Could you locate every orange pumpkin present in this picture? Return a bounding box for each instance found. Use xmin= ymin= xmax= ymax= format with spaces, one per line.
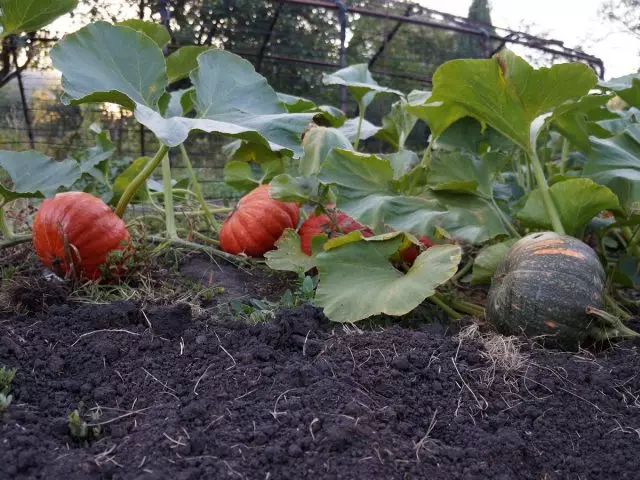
xmin=219 ymin=184 xmax=299 ymax=257
xmin=32 ymin=191 xmax=131 ymax=281
xmin=298 ymin=208 xmax=373 ymax=256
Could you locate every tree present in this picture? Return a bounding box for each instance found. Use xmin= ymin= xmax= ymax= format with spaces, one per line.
xmin=457 ymin=0 xmax=495 ymax=59
xmin=599 ymin=0 xmax=640 ymax=40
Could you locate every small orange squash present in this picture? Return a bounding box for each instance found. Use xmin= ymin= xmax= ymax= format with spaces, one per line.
xmin=219 ymin=184 xmax=299 ymax=257
xmin=33 ymin=191 xmax=131 ymax=281
xmin=298 ymin=207 xmax=373 ymax=256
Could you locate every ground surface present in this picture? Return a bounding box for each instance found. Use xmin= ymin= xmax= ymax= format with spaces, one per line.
xmin=1 ymin=250 xmax=640 ymax=479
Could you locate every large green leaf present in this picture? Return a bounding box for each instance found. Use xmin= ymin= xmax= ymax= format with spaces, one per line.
xmin=429 ymin=151 xmax=507 ymax=198
xmin=116 ymin=19 xmax=171 ymax=48
xmin=0 ymin=0 xmax=77 ymax=36
xmin=338 ymin=118 xmax=380 ymax=143
xmin=52 ymin=21 xmax=167 ymax=110
xmin=0 ymin=151 xmax=81 ymax=201
xmin=74 ymin=129 xmax=116 ymax=183
xmin=322 ymin=64 xmax=403 ymax=108
xmin=166 ymin=46 xmax=213 ymax=84
xmin=300 ymin=126 xmax=352 ymax=177
xmin=269 ymin=174 xmax=321 ymax=204
xmin=517 ymin=178 xmax=621 ymax=236
xmin=264 ymin=229 xmax=326 ymax=274
xmin=111 ymin=156 xmax=150 ymax=205
xmin=583 ymin=124 xmax=640 ymax=212
xmin=434 ymin=117 xmax=514 ymax=154
xmin=314 ymin=234 xmax=462 ymax=323
xmin=550 ymin=94 xmax=613 ymax=151
xmin=319 ymin=149 xmax=507 ymax=243
xmin=52 ymin=23 xmax=312 ymax=156
xmin=600 ymin=73 xmax=640 ymax=109
xmin=406 ymin=50 xmax=597 ymax=150
xmin=471 ymin=239 xmax=517 ymax=284
xmin=223 ymin=159 xmax=284 ymax=193
xmin=375 ymin=98 xmax=418 ymax=150
xmin=277 ymin=93 xmax=317 ymax=113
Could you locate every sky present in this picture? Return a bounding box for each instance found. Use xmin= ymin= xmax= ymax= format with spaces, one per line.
xmin=417 ymin=0 xmax=640 ymax=79
xmin=46 ymin=0 xmax=640 ymax=80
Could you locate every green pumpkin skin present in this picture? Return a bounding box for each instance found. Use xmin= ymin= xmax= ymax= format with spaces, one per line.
xmin=485 ymin=231 xmax=605 ymax=350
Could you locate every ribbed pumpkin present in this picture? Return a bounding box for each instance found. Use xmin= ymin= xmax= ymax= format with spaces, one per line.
xmin=486 ymin=231 xmax=609 ymax=350
xmin=33 ymin=192 xmax=131 ymax=281
xmin=298 ymin=208 xmax=373 ymax=256
xmin=219 ymin=184 xmax=299 ymax=257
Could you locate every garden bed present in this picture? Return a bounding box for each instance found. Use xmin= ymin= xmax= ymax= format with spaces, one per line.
xmin=1 ymin=248 xmax=639 ymax=480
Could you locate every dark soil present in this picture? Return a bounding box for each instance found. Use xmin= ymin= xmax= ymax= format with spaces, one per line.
xmin=2 ymin=283 xmax=640 ymax=479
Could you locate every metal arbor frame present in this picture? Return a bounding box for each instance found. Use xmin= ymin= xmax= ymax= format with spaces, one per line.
xmin=251 ymin=0 xmax=604 ymax=86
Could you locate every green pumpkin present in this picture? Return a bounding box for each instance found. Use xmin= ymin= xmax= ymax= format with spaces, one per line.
xmin=486 ymin=231 xmax=611 ymax=350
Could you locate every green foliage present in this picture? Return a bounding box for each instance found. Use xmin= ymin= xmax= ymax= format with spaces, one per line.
xmin=0 ymin=0 xmax=77 ymax=36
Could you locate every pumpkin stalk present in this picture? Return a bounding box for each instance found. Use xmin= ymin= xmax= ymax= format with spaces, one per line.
xmin=0 ymin=204 xmax=14 ymax=240
xmin=559 ymin=137 xmax=570 ymax=175
xmin=115 ymin=144 xmax=169 ymax=218
xmin=604 ymin=293 xmax=632 ymax=322
xmin=353 ymin=100 xmax=365 ymax=150
xmin=586 ymin=306 xmax=639 ymax=341
xmin=161 ymin=152 xmax=178 ymax=240
xmin=179 ymin=144 xmax=219 ymax=232
xmin=429 ymin=292 xmax=463 ymax=320
xmin=0 ymin=234 xmax=31 ymax=250
xmin=148 ymin=235 xmax=246 ymax=264
xmin=528 ymin=148 xmax=566 ymax=235
xmin=489 ymin=197 xmax=521 ymax=238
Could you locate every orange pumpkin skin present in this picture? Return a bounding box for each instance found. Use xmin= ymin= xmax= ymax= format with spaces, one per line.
xmin=219 ymin=184 xmax=299 ymax=257
xmin=32 ymin=192 xmax=131 ymax=281
xmin=298 ymin=209 xmax=373 ymax=256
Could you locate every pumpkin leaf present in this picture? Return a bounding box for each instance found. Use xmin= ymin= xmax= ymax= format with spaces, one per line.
xmin=51 ymin=23 xmax=313 ymax=156
xmin=338 ymin=118 xmax=381 ymax=143
xmin=223 ymin=161 xmax=261 ymax=192
xmin=319 ymin=149 xmax=507 ymax=243
xmin=375 ymin=98 xmax=418 ymax=151
xmin=322 ymin=64 xmax=403 ymax=109
xmin=264 ymin=229 xmax=326 ymax=274
xmin=434 ymin=117 xmax=514 ymax=154
xmin=269 ymin=174 xmax=320 ymax=204
xmin=116 ymin=19 xmax=171 ymax=48
xmin=471 ymin=239 xmax=518 ymax=284
xmin=111 ymin=156 xmax=151 ymax=204
xmin=159 ymin=88 xmax=195 ymax=117
xmin=166 ymin=46 xmax=213 ymax=84
xmin=75 ymin=130 xmax=116 ymax=183
xmin=517 ymin=178 xmax=621 ymax=236
xmin=583 ymin=124 xmax=640 ymax=212
xmin=277 ymin=93 xmax=317 ymax=113
xmin=428 ymin=151 xmax=507 ymax=198
xmin=429 ymin=192 xmax=510 ymax=244
xmin=0 ymin=150 xmax=81 ymax=201
xmin=221 ymin=140 xmax=285 ymax=164
xmin=600 ymin=73 xmax=640 ymax=109
xmin=300 ymin=126 xmax=352 ymax=177
xmin=314 ymin=235 xmax=461 ymax=323
xmin=0 ymin=0 xmax=77 ymax=36
xmin=550 ymin=94 xmax=613 ymax=151
xmin=405 ymin=50 xmax=597 ymax=150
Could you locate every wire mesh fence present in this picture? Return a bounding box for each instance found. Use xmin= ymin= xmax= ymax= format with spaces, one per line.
xmin=1 ymin=0 xmax=604 ymax=203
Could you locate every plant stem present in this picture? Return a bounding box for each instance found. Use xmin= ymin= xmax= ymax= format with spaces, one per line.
xmin=0 ymin=234 xmax=31 ymax=250
xmin=450 ymin=298 xmax=485 ymax=318
xmin=622 ymin=226 xmax=640 ymax=258
xmin=191 ymin=231 xmax=220 ymax=246
xmin=179 ymin=144 xmax=219 ymax=231
xmin=0 ymin=205 xmax=13 ymax=240
xmin=353 ymin=100 xmax=365 ymax=151
xmin=489 ymin=197 xmax=521 ymax=238
xmin=147 ymin=235 xmax=246 ymax=265
xmin=430 ymin=292 xmax=462 ymax=320
xmin=586 ymin=306 xmax=639 ymax=340
xmin=528 ymin=148 xmax=565 ymax=235
xmin=161 ymin=152 xmax=178 ymax=240
xmin=115 ymin=144 xmax=169 ymax=217
xmin=604 ymin=292 xmax=632 ymax=321
xmin=452 ymin=257 xmax=474 ymax=282
xmin=559 ymin=137 xmax=570 ymax=175
xmin=420 ymin=141 xmax=433 ymax=169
